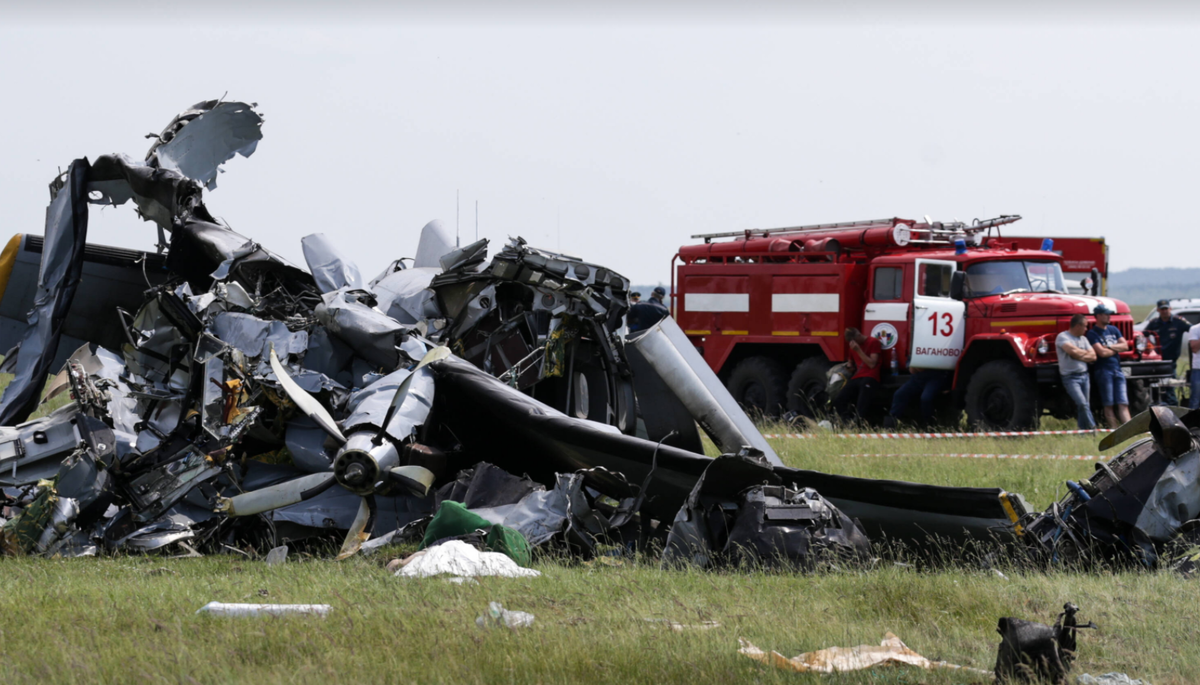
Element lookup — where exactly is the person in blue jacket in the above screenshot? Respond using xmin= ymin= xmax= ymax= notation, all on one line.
xmin=1086 ymin=304 xmax=1131 ymax=428
xmin=1143 ymin=299 xmax=1192 ymax=405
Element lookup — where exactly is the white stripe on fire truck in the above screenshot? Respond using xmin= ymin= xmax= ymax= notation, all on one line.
xmin=685 ymin=293 xmax=749 ymax=312
xmin=771 ymin=293 xmax=840 ymax=313
xmin=863 ymin=303 xmax=909 ymax=321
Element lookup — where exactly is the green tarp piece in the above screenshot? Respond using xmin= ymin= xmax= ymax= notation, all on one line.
xmin=420 ymin=500 xmax=532 ymax=567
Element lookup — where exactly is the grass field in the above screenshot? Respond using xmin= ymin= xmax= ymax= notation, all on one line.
xmin=1 ymin=411 xmax=1195 ymax=684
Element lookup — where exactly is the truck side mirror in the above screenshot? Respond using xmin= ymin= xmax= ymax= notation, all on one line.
xmin=1089 ymin=267 xmax=1101 ymax=296
xmin=950 ymin=271 xmax=966 ymax=300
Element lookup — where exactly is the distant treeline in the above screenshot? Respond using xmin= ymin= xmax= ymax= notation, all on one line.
xmin=1107 ymin=268 xmax=1200 ymax=305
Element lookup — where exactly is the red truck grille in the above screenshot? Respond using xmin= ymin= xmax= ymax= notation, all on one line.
xmin=1115 ymin=320 xmax=1133 ymax=340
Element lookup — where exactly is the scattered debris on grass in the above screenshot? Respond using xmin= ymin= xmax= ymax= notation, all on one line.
xmin=738 ymin=632 xmax=989 ymax=675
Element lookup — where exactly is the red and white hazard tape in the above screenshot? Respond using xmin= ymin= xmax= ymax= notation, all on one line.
xmin=844 ymin=453 xmax=1108 ymax=461
xmin=762 ymin=429 xmax=1111 ymax=440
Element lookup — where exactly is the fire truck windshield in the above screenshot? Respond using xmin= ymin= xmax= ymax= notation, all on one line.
xmin=964 ymin=260 xmax=1066 ymax=298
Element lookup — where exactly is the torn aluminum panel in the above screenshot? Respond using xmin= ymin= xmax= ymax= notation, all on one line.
xmin=210 ymin=312 xmax=308 ymax=360
xmin=0 ymin=159 xmax=89 ymax=426
xmin=0 ymin=405 xmax=89 ymax=486
xmin=145 ymin=100 xmax=264 ymax=190
xmin=302 ymin=233 xmax=364 ymax=294
xmin=315 ymin=288 xmax=405 ymax=370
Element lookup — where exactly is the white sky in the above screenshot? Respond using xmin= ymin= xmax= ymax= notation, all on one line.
xmin=2 ymin=3 xmax=1198 ymax=285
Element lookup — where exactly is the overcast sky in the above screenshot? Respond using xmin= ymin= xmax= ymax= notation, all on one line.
xmin=2 ymin=3 xmax=1198 ymax=285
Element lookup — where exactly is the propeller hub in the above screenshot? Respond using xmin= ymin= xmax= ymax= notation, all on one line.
xmin=333 ymin=431 xmax=400 ymax=496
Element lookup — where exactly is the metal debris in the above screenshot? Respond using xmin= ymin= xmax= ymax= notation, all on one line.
xmin=196 ymin=602 xmax=330 ymax=618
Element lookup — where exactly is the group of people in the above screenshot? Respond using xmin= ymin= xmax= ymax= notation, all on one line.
xmin=626 ymin=287 xmax=670 ymax=333
xmin=1057 ymin=299 xmax=1200 ymax=431
xmin=1055 ymin=305 xmax=1129 ymax=429
xmin=835 ymin=328 xmax=951 ymax=428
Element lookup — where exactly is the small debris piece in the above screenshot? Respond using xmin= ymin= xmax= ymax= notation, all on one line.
xmin=195 ymin=602 xmax=330 ymax=617
xmin=475 ymin=601 xmax=534 ymax=629
xmin=738 ymin=633 xmax=988 ymax=675
xmin=643 ymin=619 xmax=720 ymax=631
xmin=264 ymin=545 xmax=288 ymax=566
xmin=1077 ymin=674 xmax=1151 ymax=685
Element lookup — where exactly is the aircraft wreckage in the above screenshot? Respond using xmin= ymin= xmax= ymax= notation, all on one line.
xmin=0 ymin=98 xmax=1197 ymax=571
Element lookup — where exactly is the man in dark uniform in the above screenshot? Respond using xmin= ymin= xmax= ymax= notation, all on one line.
xmin=648 ymin=286 xmax=667 ymax=307
xmin=1144 ymin=299 xmax=1192 ymax=405
xmin=627 ymin=286 xmax=670 ymax=333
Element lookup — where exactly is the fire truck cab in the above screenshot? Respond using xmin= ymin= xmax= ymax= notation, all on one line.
xmin=674 ymin=216 xmax=1173 ymax=429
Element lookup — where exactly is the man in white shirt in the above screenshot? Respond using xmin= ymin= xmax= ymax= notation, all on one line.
xmin=1188 ymin=323 xmax=1200 ymax=409
xmin=1056 ymin=314 xmax=1098 ymax=429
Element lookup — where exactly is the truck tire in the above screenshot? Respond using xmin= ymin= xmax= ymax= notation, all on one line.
xmin=727 ymin=356 xmax=789 ymax=418
xmin=964 ymin=360 xmax=1039 ymax=431
xmin=787 ymin=357 xmax=834 ymax=418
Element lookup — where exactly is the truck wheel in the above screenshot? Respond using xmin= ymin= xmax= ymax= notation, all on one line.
xmin=787 ymin=357 xmax=833 ymax=418
xmin=964 ymin=360 xmax=1039 ymax=431
xmin=727 ymin=356 xmax=789 ymax=418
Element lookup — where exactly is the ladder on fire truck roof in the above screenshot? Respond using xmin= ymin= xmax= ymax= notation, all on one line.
xmin=691 ymin=214 xmax=1022 ymax=244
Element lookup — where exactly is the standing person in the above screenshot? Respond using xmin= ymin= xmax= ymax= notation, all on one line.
xmin=1086 ymin=304 xmax=1131 ymax=428
xmin=1056 ymin=314 xmax=1098 ymax=430
xmin=1143 ymin=299 xmax=1192 ymax=405
xmin=630 ymin=292 xmax=642 ymax=304
xmin=648 ymin=286 xmax=668 ymax=308
xmin=832 ymin=328 xmax=882 ymax=423
xmin=1189 ymin=322 xmax=1200 ymax=409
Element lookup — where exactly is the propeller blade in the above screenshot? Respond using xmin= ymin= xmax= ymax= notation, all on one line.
xmin=1149 ymin=405 xmax=1196 ymax=460
xmin=376 ymin=346 xmax=451 ymax=440
xmin=1099 ymin=405 xmax=1189 ymax=451
xmin=215 ymin=473 xmax=337 ymax=517
xmin=387 ymin=465 xmax=436 ymax=497
xmin=269 ymin=345 xmax=346 ymax=445
xmin=336 ymin=495 xmax=376 ymax=560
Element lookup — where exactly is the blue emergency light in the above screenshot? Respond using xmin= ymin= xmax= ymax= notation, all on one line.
xmin=954 ymin=239 xmax=967 ymax=255
xmin=1041 ymin=238 xmax=1054 ymax=251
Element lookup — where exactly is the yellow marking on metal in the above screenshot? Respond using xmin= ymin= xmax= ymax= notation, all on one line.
xmin=990 ymin=320 xmax=1056 ymax=327
xmin=722 ymin=330 xmax=749 ymax=335
xmin=0 ymin=234 xmax=22 ymax=308
xmin=772 ymin=331 xmax=800 ymax=336
xmin=683 ymin=330 xmax=711 ymax=336
xmin=999 ymin=492 xmax=1025 ymax=536
xmin=811 ymin=331 xmax=840 ymax=337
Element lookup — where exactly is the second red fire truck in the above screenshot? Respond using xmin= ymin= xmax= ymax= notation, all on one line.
xmin=673 ymin=216 xmax=1172 ymax=429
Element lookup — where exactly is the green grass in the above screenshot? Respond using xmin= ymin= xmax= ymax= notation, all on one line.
xmin=0 ymin=374 xmax=1194 ymax=683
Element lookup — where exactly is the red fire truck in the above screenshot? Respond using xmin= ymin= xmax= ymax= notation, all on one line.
xmin=672 ymin=216 xmax=1171 ymax=429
